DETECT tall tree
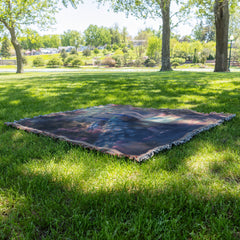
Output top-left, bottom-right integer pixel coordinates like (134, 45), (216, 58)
(0, 0), (82, 73)
(109, 24), (121, 45)
(1, 36), (11, 59)
(121, 27), (129, 44)
(134, 28), (154, 42)
(146, 36), (162, 62)
(188, 0), (239, 72)
(40, 34), (61, 48)
(160, 0), (172, 71)
(21, 29), (42, 51)
(84, 25), (111, 47)
(214, 0), (229, 72)
(61, 30), (83, 49)
(0, 0), (60, 73)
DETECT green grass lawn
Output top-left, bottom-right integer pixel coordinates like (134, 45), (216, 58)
(0, 71), (239, 239)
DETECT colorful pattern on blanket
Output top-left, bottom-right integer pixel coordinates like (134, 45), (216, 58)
(5, 104), (235, 161)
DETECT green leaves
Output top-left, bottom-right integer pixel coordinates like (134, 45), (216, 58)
(0, 36), (11, 58)
(0, 0), (60, 31)
(84, 25), (111, 47)
(61, 30), (83, 48)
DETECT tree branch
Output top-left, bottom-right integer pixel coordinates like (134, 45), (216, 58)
(0, 18), (11, 30)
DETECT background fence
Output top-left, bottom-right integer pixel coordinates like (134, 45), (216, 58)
(0, 60), (17, 65)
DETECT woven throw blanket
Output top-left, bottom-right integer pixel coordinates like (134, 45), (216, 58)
(5, 104), (235, 162)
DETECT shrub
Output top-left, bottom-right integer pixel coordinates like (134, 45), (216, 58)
(193, 55), (199, 63)
(47, 57), (62, 68)
(123, 53), (130, 67)
(122, 47), (128, 53)
(70, 48), (78, 55)
(94, 48), (99, 54)
(22, 56), (28, 65)
(147, 36), (161, 62)
(129, 43), (134, 50)
(144, 58), (156, 67)
(120, 43), (126, 48)
(33, 56), (45, 67)
(112, 44), (119, 51)
(232, 48), (240, 62)
(208, 54), (215, 60)
(71, 57), (83, 67)
(200, 56), (207, 64)
(171, 62), (180, 68)
(170, 58), (185, 65)
(173, 50), (187, 59)
(64, 56), (75, 66)
(114, 49), (124, 55)
(103, 49), (108, 55)
(102, 57), (116, 67)
(193, 49), (199, 63)
(64, 56), (83, 67)
(126, 60), (134, 67)
(112, 55), (123, 67)
(60, 49), (68, 60)
(133, 58), (143, 67)
(82, 49), (91, 57)
(94, 58), (101, 66)
(106, 44), (112, 51)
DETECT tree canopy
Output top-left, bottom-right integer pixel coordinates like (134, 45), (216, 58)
(0, 0), (59, 30)
(61, 30), (83, 49)
(84, 25), (111, 47)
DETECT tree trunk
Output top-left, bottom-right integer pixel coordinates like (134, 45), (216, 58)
(9, 27), (24, 73)
(160, 0), (172, 71)
(214, 0), (229, 72)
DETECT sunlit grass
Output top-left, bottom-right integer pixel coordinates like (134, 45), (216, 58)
(0, 71), (239, 239)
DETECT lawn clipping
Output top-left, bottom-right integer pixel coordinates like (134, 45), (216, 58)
(5, 104), (235, 162)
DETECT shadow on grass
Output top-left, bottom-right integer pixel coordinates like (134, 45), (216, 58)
(1, 72), (238, 117)
(0, 71), (240, 239)
(1, 143), (240, 239)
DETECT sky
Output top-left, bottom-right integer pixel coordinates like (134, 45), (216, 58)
(40, 1), (195, 37)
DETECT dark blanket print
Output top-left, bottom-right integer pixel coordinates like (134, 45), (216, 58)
(5, 104), (235, 162)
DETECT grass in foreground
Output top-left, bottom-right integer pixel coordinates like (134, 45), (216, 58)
(0, 71), (239, 239)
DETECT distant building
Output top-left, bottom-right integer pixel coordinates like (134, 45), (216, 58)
(39, 48), (58, 54)
(24, 50), (41, 55)
(0, 59), (17, 65)
(78, 45), (89, 52)
(58, 46), (75, 53)
(132, 40), (147, 47)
